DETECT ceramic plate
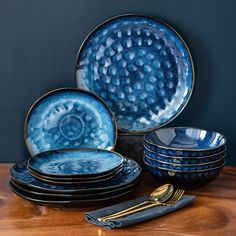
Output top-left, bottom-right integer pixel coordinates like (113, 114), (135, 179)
(9, 181), (135, 205)
(28, 149), (123, 177)
(144, 127), (226, 151)
(10, 158), (142, 193)
(28, 166), (123, 184)
(10, 179), (139, 199)
(28, 163), (123, 181)
(25, 88), (117, 155)
(76, 14), (194, 133)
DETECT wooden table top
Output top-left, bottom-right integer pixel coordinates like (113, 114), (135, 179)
(0, 164), (236, 236)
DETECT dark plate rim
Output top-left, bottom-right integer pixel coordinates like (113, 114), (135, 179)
(9, 182), (136, 204)
(10, 179), (140, 198)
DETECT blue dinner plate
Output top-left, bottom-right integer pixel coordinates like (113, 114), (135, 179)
(76, 14), (194, 133)
(10, 158), (142, 193)
(25, 88), (117, 155)
(144, 127), (226, 153)
(10, 179), (139, 199)
(9, 181), (136, 204)
(28, 149), (123, 178)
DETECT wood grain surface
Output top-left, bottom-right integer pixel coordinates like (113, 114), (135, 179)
(0, 164), (236, 236)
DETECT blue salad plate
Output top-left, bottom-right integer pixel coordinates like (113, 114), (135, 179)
(24, 88), (117, 155)
(76, 14), (194, 133)
(28, 149), (124, 178)
(10, 158), (141, 194)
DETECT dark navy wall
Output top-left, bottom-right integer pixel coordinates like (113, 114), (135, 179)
(0, 0), (235, 164)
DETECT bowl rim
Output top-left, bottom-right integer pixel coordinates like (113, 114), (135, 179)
(143, 156), (225, 173)
(144, 143), (226, 159)
(144, 152), (226, 166)
(144, 126), (227, 152)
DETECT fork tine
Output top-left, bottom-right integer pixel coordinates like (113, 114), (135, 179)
(170, 189), (185, 205)
(175, 190), (185, 202)
(165, 189), (180, 205)
(166, 189), (185, 205)
(167, 189), (181, 204)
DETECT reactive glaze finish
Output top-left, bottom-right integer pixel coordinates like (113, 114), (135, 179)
(144, 127), (226, 152)
(10, 159), (141, 193)
(25, 88), (117, 155)
(28, 149), (123, 177)
(76, 15), (194, 133)
(144, 155), (225, 171)
(144, 147), (226, 164)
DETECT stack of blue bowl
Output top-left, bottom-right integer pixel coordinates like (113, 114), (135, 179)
(143, 127), (227, 190)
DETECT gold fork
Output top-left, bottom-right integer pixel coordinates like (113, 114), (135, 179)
(98, 189), (185, 222)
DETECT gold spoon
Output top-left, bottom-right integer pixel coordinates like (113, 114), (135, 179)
(98, 183), (174, 221)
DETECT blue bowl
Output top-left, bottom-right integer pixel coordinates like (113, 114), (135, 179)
(144, 127), (226, 157)
(144, 146), (226, 164)
(143, 157), (224, 190)
(144, 154), (225, 171)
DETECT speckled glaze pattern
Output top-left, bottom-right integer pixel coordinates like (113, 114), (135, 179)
(144, 147), (226, 164)
(145, 163), (224, 190)
(76, 15), (194, 133)
(144, 127), (226, 152)
(10, 159), (141, 193)
(114, 134), (144, 166)
(144, 155), (225, 171)
(25, 88), (116, 155)
(28, 149), (123, 177)
(144, 141), (226, 157)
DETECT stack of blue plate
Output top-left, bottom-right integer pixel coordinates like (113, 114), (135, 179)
(9, 88), (141, 205)
(9, 152), (141, 205)
(143, 127), (227, 190)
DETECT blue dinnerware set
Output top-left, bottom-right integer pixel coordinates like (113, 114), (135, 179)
(10, 88), (141, 204)
(9, 14), (226, 204)
(143, 127), (226, 190)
